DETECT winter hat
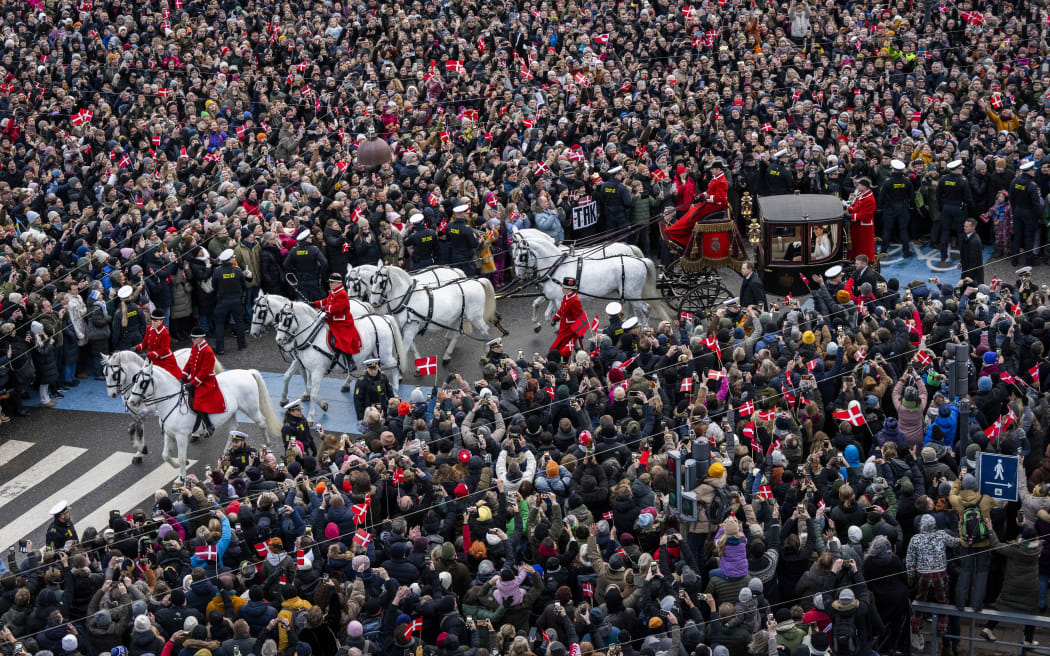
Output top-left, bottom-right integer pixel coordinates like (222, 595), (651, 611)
(131, 600), (148, 617)
(325, 523), (339, 540)
(546, 461), (559, 478)
(454, 483), (469, 498)
(802, 330), (815, 344)
(833, 588), (858, 610)
(351, 555), (370, 570)
(347, 621), (363, 637)
(847, 525), (862, 544)
(94, 610), (112, 628)
(978, 376), (992, 392)
(938, 403), (952, 418)
(983, 351), (997, 365)
(62, 635), (78, 652)
(708, 462), (725, 478)
(748, 577), (764, 594)
(134, 615), (151, 632)
(826, 341), (839, 355)
(837, 289), (851, 302)
(637, 512), (654, 528)
(921, 446), (937, 462)
(962, 474), (978, 491)
(809, 632), (831, 654)
(862, 462), (876, 479)
(738, 587), (753, 603)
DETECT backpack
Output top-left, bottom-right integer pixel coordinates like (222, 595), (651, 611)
(360, 612), (386, 649)
(961, 505), (988, 546)
(706, 487), (731, 525)
(832, 609), (859, 655)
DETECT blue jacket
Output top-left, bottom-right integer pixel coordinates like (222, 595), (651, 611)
(190, 515), (232, 570)
(924, 403), (959, 449)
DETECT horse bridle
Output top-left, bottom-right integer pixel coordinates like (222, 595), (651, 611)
(371, 268), (392, 303)
(346, 272), (365, 298)
(513, 237), (537, 274)
(275, 302), (322, 350)
(128, 363), (155, 407)
(103, 360), (133, 397)
(252, 295), (276, 329)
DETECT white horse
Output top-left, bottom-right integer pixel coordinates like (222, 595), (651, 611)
(512, 229), (645, 323)
(249, 293), (373, 414)
(102, 351), (281, 481)
(272, 299), (408, 416)
(369, 265), (502, 365)
(510, 230), (663, 329)
(346, 262), (466, 309)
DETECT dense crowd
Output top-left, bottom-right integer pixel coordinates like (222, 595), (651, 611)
(3, 0), (1050, 653)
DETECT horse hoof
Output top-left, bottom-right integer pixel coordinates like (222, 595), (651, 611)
(533, 325), (542, 333)
(340, 385), (350, 393)
(300, 394), (311, 402)
(280, 398), (289, 406)
(132, 456), (142, 465)
(321, 402), (329, 412)
(142, 445), (149, 455)
(442, 358), (452, 366)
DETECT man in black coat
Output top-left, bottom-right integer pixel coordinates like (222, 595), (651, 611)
(959, 218), (984, 284)
(849, 254), (878, 291)
(739, 261), (766, 310)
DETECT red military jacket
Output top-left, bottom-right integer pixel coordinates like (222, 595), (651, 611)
(135, 324), (182, 379)
(315, 286), (363, 354)
(848, 189), (876, 226)
(182, 341), (225, 414)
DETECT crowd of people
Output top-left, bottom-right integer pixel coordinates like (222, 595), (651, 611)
(3, 0), (1050, 653)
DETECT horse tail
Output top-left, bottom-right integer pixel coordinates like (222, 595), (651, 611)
(213, 359), (225, 375)
(480, 278), (498, 324)
(629, 244), (644, 258)
(251, 369), (282, 438)
(384, 314), (410, 374)
(642, 258), (670, 322)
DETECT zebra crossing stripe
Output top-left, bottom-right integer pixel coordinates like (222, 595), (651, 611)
(76, 459), (197, 535)
(2, 452), (133, 544)
(0, 446), (87, 510)
(0, 440), (33, 467)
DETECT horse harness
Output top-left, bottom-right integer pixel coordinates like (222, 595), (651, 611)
(515, 238), (633, 302)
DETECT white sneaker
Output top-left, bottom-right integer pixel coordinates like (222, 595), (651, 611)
(981, 628), (997, 641)
(40, 399), (56, 408)
(1024, 640), (1040, 647)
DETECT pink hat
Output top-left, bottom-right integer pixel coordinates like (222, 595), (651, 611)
(325, 522), (339, 540)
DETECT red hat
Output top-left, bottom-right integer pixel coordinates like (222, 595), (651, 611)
(676, 164), (686, 175)
(454, 483), (469, 498)
(226, 501), (241, 516)
(398, 401), (411, 416)
(609, 368), (625, 384)
(458, 449), (471, 464)
(342, 479), (352, 493)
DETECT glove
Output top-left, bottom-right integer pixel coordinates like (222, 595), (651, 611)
(551, 318), (558, 327)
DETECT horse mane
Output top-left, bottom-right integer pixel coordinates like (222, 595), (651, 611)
(112, 350), (145, 369)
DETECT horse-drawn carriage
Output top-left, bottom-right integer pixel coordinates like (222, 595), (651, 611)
(659, 192), (852, 317)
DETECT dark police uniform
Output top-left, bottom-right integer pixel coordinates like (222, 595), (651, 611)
(227, 441), (256, 474)
(212, 261), (247, 354)
(282, 241), (328, 301)
(353, 366), (393, 417)
(764, 159), (794, 195)
(447, 216), (480, 276)
(936, 169), (974, 262)
(597, 176), (632, 240)
(1010, 167), (1042, 266)
(46, 513), (78, 550)
(282, 412), (316, 456)
(877, 171), (914, 257)
(603, 315), (624, 342)
(404, 223), (438, 270)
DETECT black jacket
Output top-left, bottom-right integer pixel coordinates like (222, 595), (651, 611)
(739, 273), (766, 310)
(959, 231), (984, 284)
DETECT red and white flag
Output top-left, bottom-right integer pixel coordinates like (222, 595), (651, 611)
(1030, 364), (1041, 384)
(70, 108), (93, 126)
(392, 468), (405, 485)
(1000, 371), (1016, 384)
(195, 545), (217, 561)
(805, 359), (819, 372)
(701, 334), (718, 349)
(351, 503), (368, 524)
(738, 400), (754, 417)
(833, 402), (866, 426)
(534, 161), (549, 177)
(680, 377), (693, 392)
(914, 350), (932, 366)
(353, 529), (372, 547)
(415, 356), (437, 376)
(403, 618), (422, 641)
(582, 582), (593, 598)
(296, 550), (307, 567)
(961, 10), (984, 25)
(680, 311), (694, 323)
(757, 485), (773, 499)
(445, 60), (464, 73)
(761, 123), (773, 132)
(707, 369), (726, 381)
(594, 34), (609, 44)
(985, 417), (1003, 443)
(603, 511), (614, 520)
(757, 409), (775, 422)
(254, 543), (268, 558)
(854, 349), (867, 362)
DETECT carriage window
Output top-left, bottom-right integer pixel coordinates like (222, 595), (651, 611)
(809, 223), (838, 263)
(768, 225), (805, 263)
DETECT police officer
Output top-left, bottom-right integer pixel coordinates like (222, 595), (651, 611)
(46, 500), (78, 549)
(603, 301), (625, 342)
(878, 159), (915, 259)
(353, 358), (393, 417)
(404, 213), (437, 270)
(281, 399), (316, 456)
(111, 285), (147, 352)
(1010, 160), (1042, 267)
(283, 229), (328, 301)
(447, 202), (481, 276)
(480, 337), (506, 369)
(212, 249), (247, 355)
(764, 149), (794, 195)
(597, 166), (633, 240)
(936, 159), (974, 266)
(225, 430), (256, 473)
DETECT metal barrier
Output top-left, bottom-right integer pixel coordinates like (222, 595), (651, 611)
(913, 601), (1050, 655)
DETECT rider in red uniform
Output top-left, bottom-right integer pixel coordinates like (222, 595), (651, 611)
(550, 277), (586, 353)
(181, 326), (224, 438)
(665, 158), (730, 247)
(316, 273), (362, 370)
(134, 312), (182, 379)
(846, 177), (877, 260)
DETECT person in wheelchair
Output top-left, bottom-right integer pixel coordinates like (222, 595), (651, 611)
(664, 158), (729, 247)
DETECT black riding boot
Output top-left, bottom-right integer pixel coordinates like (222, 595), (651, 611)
(194, 411), (214, 438)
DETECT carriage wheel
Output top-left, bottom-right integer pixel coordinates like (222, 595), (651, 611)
(662, 259), (692, 295)
(678, 278), (733, 318)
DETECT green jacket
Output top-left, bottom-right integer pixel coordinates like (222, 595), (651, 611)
(233, 240), (262, 288)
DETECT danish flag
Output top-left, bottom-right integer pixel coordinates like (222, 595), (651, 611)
(615, 547), (628, 557)
(805, 359), (819, 372)
(415, 356), (437, 376)
(534, 161), (549, 177)
(428, 192), (440, 206)
(70, 109), (92, 126)
(118, 153), (131, 169)
(523, 118), (535, 128)
(680, 311), (694, 323)
(195, 545), (217, 561)
(582, 582), (593, 598)
(652, 168), (668, 181)
(799, 272), (810, 286)
(351, 529), (372, 548)
(738, 400), (754, 417)
(350, 206), (363, 223)
(680, 377), (694, 392)
(707, 369), (726, 381)
(1030, 364), (1040, 384)
(991, 275), (1001, 289)
(681, 5), (696, 19)
(603, 511), (614, 520)
(157, 88), (171, 99)
(961, 10), (984, 25)
(854, 349), (867, 362)
(985, 417), (1003, 443)
(702, 334), (719, 349)
(1000, 371), (1016, 384)
(594, 34), (609, 44)
(439, 130), (451, 143)
(335, 160), (348, 172)
(914, 350), (932, 366)
(757, 410), (775, 422)
(757, 486), (773, 499)
(782, 384), (797, 405)
(990, 94), (1003, 109)
(589, 316), (600, 333)
(296, 550), (308, 567)
(351, 503), (368, 524)
(392, 468), (405, 485)
(403, 618), (422, 641)
(520, 65), (534, 81)
(446, 60), (465, 74)
(761, 123), (773, 132)
(254, 543), (268, 558)
(833, 403), (866, 426)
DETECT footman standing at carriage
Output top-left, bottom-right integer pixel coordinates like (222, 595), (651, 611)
(404, 213), (437, 270)
(281, 399), (315, 456)
(315, 272), (362, 372)
(448, 203), (480, 276)
(664, 158), (729, 248)
(846, 177), (876, 261)
(283, 230), (328, 301)
(550, 277), (586, 353)
(181, 326), (223, 438)
(353, 358), (393, 418)
(134, 311), (182, 379)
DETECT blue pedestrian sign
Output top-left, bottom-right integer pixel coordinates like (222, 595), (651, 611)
(978, 452), (1019, 502)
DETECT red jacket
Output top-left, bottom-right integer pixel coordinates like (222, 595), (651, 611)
(315, 286), (362, 354)
(550, 292), (586, 352)
(135, 325), (182, 379)
(181, 341), (225, 414)
(703, 173), (729, 208)
(847, 190), (876, 226)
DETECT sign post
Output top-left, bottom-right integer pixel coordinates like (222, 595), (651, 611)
(977, 452), (1019, 502)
